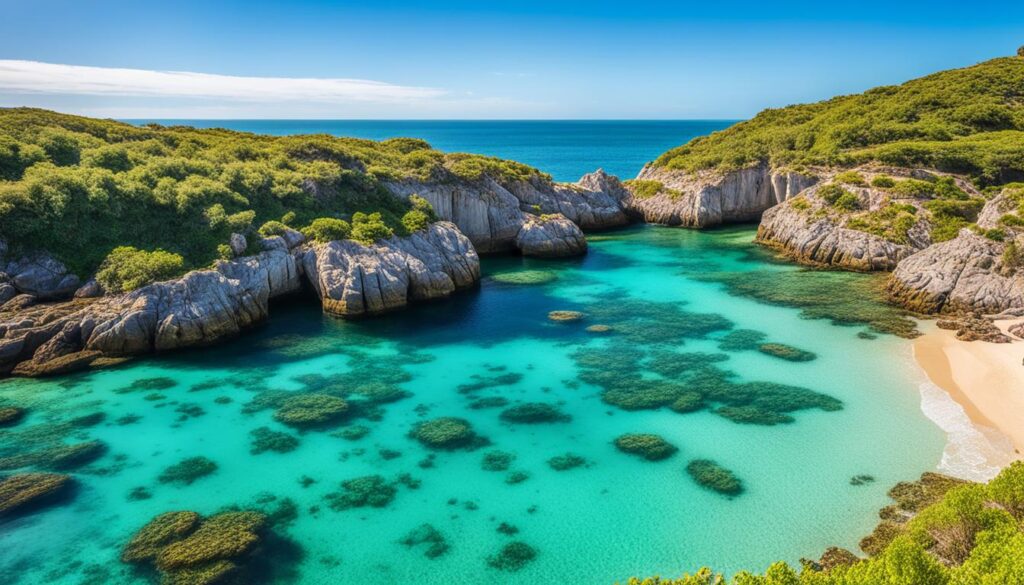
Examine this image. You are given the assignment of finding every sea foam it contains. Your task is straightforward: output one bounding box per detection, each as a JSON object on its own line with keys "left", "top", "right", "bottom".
{"left": 918, "top": 381, "right": 1016, "bottom": 482}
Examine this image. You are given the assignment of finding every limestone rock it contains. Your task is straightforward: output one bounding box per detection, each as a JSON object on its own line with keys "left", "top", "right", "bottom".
{"left": 0, "top": 247, "right": 303, "bottom": 376}
{"left": 74, "top": 279, "right": 103, "bottom": 299}
{"left": 0, "top": 282, "right": 15, "bottom": 305}
{"left": 887, "top": 230, "right": 1024, "bottom": 314}
{"left": 515, "top": 215, "right": 587, "bottom": 258}
{"left": 757, "top": 196, "right": 919, "bottom": 271}
{"left": 301, "top": 222, "right": 479, "bottom": 316}
{"left": 382, "top": 169, "right": 628, "bottom": 254}
{"left": 4, "top": 255, "right": 80, "bottom": 300}
{"left": 627, "top": 163, "right": 819, "bottom": 227}
{"left": 229, "top": 233, "right": 247, "bottom": 257}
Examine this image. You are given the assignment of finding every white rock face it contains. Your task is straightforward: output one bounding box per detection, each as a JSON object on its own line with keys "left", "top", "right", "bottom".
{"left": 383, "top": 169, "right": 629, "bottom": 253}
{"left": 888, "top": 230, "right": 1024, "bottom": 314}
{"left": 515, "top": 215, "right": 587, "bottom": 258}
{"left": 300, "top": 222, "right": 480, "bottom": 316}
{"left": 627, "top": 163, "right": 819, "bottom": 227}
{"left": 229, "top": 233, "right": 248, "bottom": 257}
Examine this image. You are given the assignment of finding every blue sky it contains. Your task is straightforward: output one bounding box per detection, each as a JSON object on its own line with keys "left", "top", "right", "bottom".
{"left": 0, "top": 0, "right": 1021, "bottom": 119}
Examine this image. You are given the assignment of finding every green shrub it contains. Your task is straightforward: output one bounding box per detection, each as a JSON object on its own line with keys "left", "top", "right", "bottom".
{"left": 890, "top": 178, "right": 936, "bottom": 198}
{"left": 999, "top": 213, "right": 1024, "bottom": 227}
{"left": 257, "top": 220, "right": 289, "bottom": 237}
{"left": 625, "top": 179, "right": 665, "bottom": 199}
{"left": 923, "top": 198, "right": 985, "bottom": 242}
{"left": 302, "top": 218, "right": 351, "bottom": 243}
{"left": 789, "top": 196, "right": 811, "bottom": 211}
{"left": 350, "top": 212, "right": 394, "bottom": 244}
{"left": 834, "top": 170, "right": 866, "bottom": 185}
{"left": 984, "top": 228, "right": 1007, "bottom": 241}
{"left": 871, "top": 175, "right": 896, "bottom": 188}
{"left": 0, "top": 108, "right": 551, "bottom": 278}
{"left": 401, "top": 209, "right": 431, "bottom": 234}
{"left": 652, "top": 56, "right": 1024, "bottom": 185}
{"left": 845, "top": 203, "right": 918, "bottom": 244}
{"left": 1003, "top": 240, "right": 1024, "bottom": 269}
{"left": 834, "top": 192, "right": 861, "bottom": 211}
{"left": 95, "top": 246, "right": 186, "bottom": 293}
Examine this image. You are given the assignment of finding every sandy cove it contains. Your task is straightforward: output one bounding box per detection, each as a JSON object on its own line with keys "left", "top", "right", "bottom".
{"left": 914, "top": 319, "right": 1024, "bottom": 465}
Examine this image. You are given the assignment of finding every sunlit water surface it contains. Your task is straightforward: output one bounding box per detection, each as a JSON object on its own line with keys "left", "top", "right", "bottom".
{"left": 0, "top": 225, "right": 945, "bottom": 584}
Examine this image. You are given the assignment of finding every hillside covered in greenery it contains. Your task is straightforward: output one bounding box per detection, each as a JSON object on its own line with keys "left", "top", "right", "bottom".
{"left": 654, "top": 55, "right": 1024, "bottom": 185}
{"left": 0, "top": 108, "right": 547, "bottom": 282}
{"left": 627, "top": 462, "right": 1024, "bottom": 585}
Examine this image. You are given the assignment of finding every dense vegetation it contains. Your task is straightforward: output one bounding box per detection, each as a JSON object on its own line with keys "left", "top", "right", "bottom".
{"left": 654, "top": 56, "right": 1024, "bottom": 185}
{"left": 626, "top": 462, "right": 1024, "bottom": 584}
{"left": 0, "top": 108, "right": 548, "bottom": 285}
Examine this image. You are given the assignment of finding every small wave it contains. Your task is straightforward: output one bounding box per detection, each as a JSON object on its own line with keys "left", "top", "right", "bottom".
{"left": 918, "top": 382, "right": 1016, "bottom": 482}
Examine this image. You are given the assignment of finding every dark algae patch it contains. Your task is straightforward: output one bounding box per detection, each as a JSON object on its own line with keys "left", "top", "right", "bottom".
{"left": 686, "top": 459, "right": 744, "bottom": 497}
{"left": 250, "top": 427, "right": 300, "bottom": 455}
{"left": 481, "top": 450, "right": 515, "bottom": 472}
{"left": 325, "top": 475, "right": 397, "bottom": 510}
{"left": 158, "top": 457, "right": 218, "bottom": 486}
{"left": 410, "top": 417, "right": 485, "bottom": 450}
{"left": 498, "top": 402, "right": 571, "bottom": 424}
{"left": 757, "top": 343, "right": 817, "bottom": 362}
{"left": 399, "top": 524, "right": 450, "bottom": 559}
{"left": 487, "top": 541, "right": 537, "bottom": 572}
{"left": 547, "top": 453, "right": 587, "bottom": 471}
{"left": 614, "top": 434, "right": 678, "bottom": 462}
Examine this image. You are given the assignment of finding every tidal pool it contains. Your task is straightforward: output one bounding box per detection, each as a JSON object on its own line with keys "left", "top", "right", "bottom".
{"left": 0, "top": 225, "right": 945, "bottom": 584}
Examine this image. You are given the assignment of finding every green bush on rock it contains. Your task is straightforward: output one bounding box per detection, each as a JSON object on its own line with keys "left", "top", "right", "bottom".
{"left": 95, "top": 246, "right": 186, "bottom": 293}
{"left": 301, "top": 217, "right": 351, "bottom": 243}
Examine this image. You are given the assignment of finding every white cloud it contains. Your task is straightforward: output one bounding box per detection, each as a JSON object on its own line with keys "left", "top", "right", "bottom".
{"left": 0, "top": 60, "right": 445, "bottom": 103}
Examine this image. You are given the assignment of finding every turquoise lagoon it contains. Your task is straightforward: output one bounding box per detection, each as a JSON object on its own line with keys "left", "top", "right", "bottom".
{"left": 0, "top": 224, "right": 947, "bottom": 584}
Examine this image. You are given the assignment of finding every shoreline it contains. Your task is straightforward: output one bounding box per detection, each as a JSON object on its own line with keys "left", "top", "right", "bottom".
{"left": 913, "top": 319, "right": 1024, "bottom": 480}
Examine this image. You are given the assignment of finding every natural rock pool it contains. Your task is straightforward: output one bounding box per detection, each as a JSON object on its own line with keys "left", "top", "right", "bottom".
{"left": 0, "top": 224, "right": 945, "bottom": 584}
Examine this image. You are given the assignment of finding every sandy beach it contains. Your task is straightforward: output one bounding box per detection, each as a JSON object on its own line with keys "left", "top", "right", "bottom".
{"left": 914, "top": 319, "right": 1024, "bottom": 466}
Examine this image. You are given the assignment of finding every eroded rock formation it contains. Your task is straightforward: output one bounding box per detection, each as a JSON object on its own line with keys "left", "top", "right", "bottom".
{"left": 384, "top": 169, "right": 628, "bottom": 254}
{"left": 626, "top": 163, "right": 818, "bottom": 227}
{"left": 514, "top": 215, "right": 587, "bottom": 258}
{"left": 300, "top": 222, "right": 480, "bottom": 317}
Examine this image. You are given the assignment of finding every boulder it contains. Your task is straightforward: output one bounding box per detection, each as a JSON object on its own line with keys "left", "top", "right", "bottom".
{"left": 300, "top": 221, "right": 479, "bottom": 316}
{"left": 887, "top": 230, "right": 1024, "bottom": 314}
{"left": 0, "top": 283, "right": 15, "bottom": 305}
{"left": 229, "top": 233, "right": 247, "bottom": 257}
{"left": 515, "top": 215, "right": 587, "bottom": 258}
{"left": 4, "top": 255, "right": 80, "bottom": 300}
{"left": 74, "top": 279, "right": 103, "bottom": 298}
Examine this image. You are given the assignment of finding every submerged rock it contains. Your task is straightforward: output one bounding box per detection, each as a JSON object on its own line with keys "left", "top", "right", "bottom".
{"left": 122, "top": 510, "right": 269, "bottom": 584}
{"left": 547, "top": 310, "right": 585, "bottom": 322}
{"left": 0, "top": 472, "right": 73, "bottom": 517}
{"left": 613, "top": 433, "right": 678, "bottom": 461}
{"left": 300, "top": 222, "right": 480, "bottom": 317}
{"left": 487, "top": 541, "right": 538, "bottom": 572}
{"left": 686, "top": 459, "right": 744, "bottom": 496}
{"left": 0, "top": 406, "right": 25, "bottom": 427}
{"left": 411, "top": 417, "right": 484, "bottom": 450}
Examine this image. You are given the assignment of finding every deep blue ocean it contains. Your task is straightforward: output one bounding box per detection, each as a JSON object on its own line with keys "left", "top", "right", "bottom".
{"left": 123, "top": 120, "right": 736, "bottom": 182}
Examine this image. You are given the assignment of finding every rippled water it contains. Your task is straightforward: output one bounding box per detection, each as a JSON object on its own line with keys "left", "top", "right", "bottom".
{"left": 0, "top": 225, "right": 945, "bottom": 584}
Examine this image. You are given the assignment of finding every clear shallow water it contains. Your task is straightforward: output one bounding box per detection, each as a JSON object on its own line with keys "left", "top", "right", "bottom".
{"left": 0, "top": 225, "right": 945, "bottom": 584}
{"left": 121, "top": 120, "right": 736, "bottom": 182}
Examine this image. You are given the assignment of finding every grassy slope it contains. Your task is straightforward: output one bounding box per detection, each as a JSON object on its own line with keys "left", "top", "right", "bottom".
{"left": 654, "top": 57, "right": 1024, "bottom": 186}
{"left": 0, "top": 108, "right": 549, "bottom": 277}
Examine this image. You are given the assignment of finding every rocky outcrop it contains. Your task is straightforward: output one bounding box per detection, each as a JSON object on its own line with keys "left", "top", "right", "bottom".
{"left": 887, "top": 230, "right": 1024, "bottom": 314}
{"left": 514, "top": 215, "right": 587, "bottom": 258}
{"left": 756, "top": 183, "right": 926, "bottom": 271}
{"left": 383, "top": 169, "right": 629, "bottom": 254}
{"left": 300, "top": 222, "right": 479, "bottom": 317}
{"left": 0, "top": 240, "right": 304, "bottom": 376}
{"left": 626, "top": 163, "right": 819, "bottom": 227}
{"left": 2, "top": 254, "right": 80, "bottom": 300}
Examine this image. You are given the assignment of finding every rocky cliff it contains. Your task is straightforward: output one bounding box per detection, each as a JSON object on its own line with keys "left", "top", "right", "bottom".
{"left": 0, "top": 223, "right": 480, "bottom": 376}
{"left": 887, "top": 230, "right": 1024, "bottom": 314}
{"left": 300, "top": 222, "right": 479, "bottom": 316}
{"left": 755, "top": 168, "right": 947, "bottom": 271}
{"left": 384, "top": 169, "right": 629, "bottom": 255}
{"left": 625, "top": 163, "right": 818, "bottom": 227}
